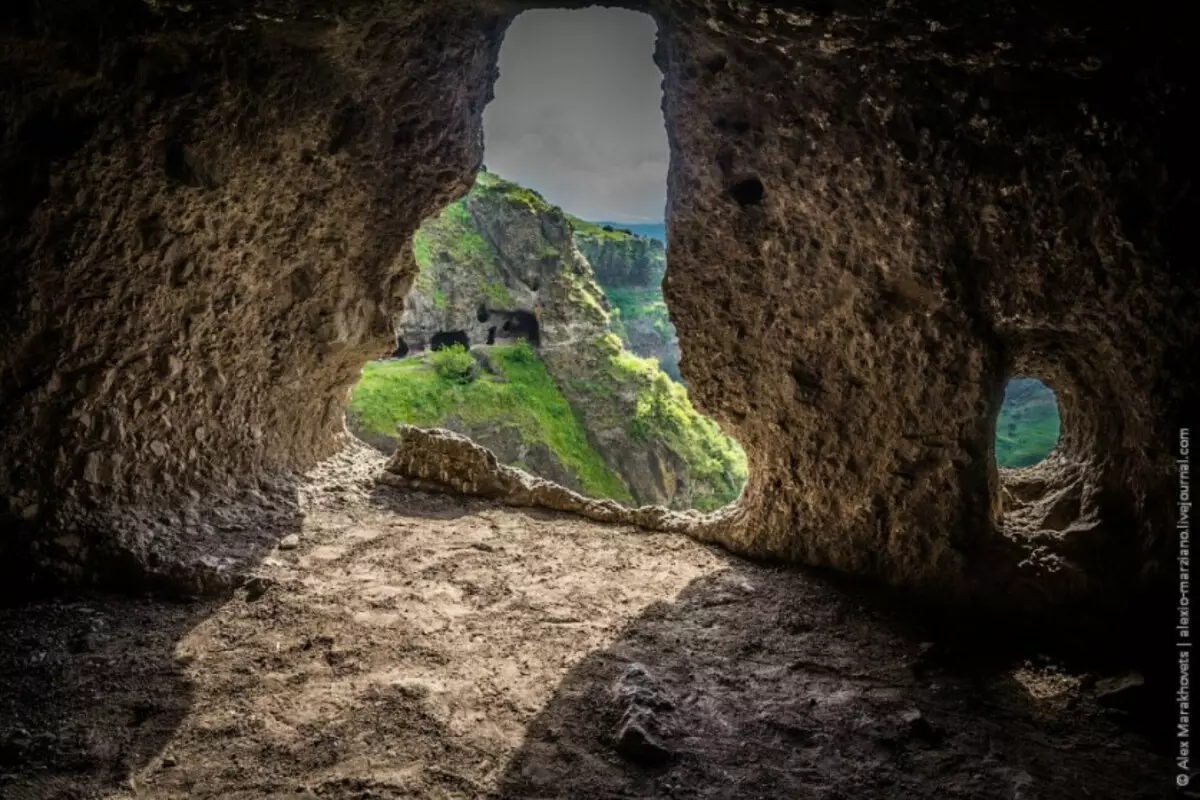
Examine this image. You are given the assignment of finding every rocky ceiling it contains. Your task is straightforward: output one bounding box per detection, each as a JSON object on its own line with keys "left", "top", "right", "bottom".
{"left": 0, "top": 0, "right": 1193, "bottom": 644}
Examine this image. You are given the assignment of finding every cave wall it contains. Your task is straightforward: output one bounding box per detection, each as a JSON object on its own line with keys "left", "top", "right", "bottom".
{"left": 653, "top": 0, "right": 1194, "bottom": 619}
{"left": 0, "top": 0, "right": 504, "bottom": 586}
{"left": 1, "top": 0, "right": 1193, "bottom": 625}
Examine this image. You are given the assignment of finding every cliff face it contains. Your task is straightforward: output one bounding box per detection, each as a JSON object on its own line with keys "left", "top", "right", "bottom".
{"left": 397, "top": 171, "right": 609, "bottom": 355}
{"left": 572, "top": 224, "right": 665, "bottom": 288}
{"left": 350, "top": 171, "right": 746, "bottom": 511}
{"left": 571, "top": 220, "right": 683, "bottom": 381}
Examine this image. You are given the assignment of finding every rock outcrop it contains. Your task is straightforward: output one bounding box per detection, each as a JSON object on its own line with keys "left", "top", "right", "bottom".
{"left": 396, "top": 171, "right": 610, "bottom": 355}
{"left": 573, "top": 223, "right": 665, "bottom": 288}
{"left": 378, "top": 425, "right": 739, "bottom": 537}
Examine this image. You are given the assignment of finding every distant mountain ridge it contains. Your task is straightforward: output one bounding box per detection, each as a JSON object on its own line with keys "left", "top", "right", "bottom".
{"left": 588, "top": 221, "right": 666, "bottom": 244}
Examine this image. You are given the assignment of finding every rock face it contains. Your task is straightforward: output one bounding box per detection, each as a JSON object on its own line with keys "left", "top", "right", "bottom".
{"left": 573, "top": 224, "right": 665, "bottom": 287}
{"left": 396, "top": 171, "right": 609, "bottom": 355}
{"left": 572, "top": 221, "right": 683, "bottom": 381}
{"left": 349, "top": 171, "right": 746, "bottom": 511}
{"left": 0, "top": 1, "right": 504, "bottom": 589}
{"left": 378, "top": 425, "right": 736, "bottom": 537}
{"left": 0, "top": 0, "right": 1193, "bottom": 650}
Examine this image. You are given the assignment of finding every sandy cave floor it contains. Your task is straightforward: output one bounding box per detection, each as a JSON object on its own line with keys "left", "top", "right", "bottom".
{"left": 0, "top": 443, "right": 1176, "bottom": 799}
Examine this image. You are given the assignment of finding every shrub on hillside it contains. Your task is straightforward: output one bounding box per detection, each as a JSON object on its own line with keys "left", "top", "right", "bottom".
{"left": 506, "top": 339, "right": 537, "bottom": 364}
{"left": 430, "top": 344, "right": 477, "bottom": 384}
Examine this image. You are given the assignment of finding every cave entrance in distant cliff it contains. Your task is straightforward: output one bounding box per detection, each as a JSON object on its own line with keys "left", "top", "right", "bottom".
{"left": 500, "top": 310, "right": 540, "bottom": 347}
{"left": 480, "top": 307, "right": 541, "bottom": 348}
{"left": 344, "top": 6, "right": 748, "bottom": 514}
{"left": 431, "top": 331, "right": 471, "bottom": 352}
{"left": 994, "top": 377, "right": 1062, "bottom": 469}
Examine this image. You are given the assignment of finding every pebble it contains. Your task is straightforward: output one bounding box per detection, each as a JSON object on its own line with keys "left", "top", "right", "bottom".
{"left": 243, "top": 575, "right": 276, "bottom": 601}
{"left": 278, "top": 534, "right": 301, "bottom": 550}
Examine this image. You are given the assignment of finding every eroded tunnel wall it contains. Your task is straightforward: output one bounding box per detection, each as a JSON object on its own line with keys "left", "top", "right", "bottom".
{"left": 653, "top": 0, "right": 1194, "bottom": 621}
{"left": 0, "top": 0, "right": 1194, "bottom": 627}
{"left": 0, "top": 0, "right": 505, "bottom": 586}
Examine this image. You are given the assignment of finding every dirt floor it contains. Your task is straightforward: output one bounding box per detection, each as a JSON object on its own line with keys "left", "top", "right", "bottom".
{"left": 0, "top": 442, "right": 1177, "bottom": 799}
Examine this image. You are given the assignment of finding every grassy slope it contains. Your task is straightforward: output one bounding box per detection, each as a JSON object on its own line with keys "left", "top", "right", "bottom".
{"left": 348, "top": 343, "right": 631, "bottom": 502}
{"left": 995, "top": 378, "right": 1062, "bottom": 468}
{"left": 475, "top": 169, "right": 558, "bottom": 213}
{"left": 359, "top": 169, "right": 744, "bottom": 509}
{"left": 565, "top": 214, "right": 633, "bottom": 244}
{"left": 567, "top": 216, "right": 677, "bottom": 376}
{"left": 567, "top": 334, "right": 748, "bottom": 511}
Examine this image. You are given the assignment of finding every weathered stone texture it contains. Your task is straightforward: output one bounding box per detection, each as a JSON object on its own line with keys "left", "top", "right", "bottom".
{"left": 653, "top": 0, "right": 1194, "bottom": 619}
{"left": 1, "top": 1, "right": 504, "bottom": 584}
{"left": 0, "top": 0, "right": 1193, "bottom": 632}
{"left": 379, "top": 424, "right": 740, "bottom": 537}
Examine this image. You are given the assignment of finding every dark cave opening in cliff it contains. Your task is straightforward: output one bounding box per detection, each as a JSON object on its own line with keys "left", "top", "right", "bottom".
{"left": 344, "top": 6, "right": 748, "bottom": 513}
{"left": 430, "top": 330, "right": 472, "bottom": 351}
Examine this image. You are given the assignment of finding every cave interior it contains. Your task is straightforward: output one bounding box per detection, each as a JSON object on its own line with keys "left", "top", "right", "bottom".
{"left": 0, "top": 0, "right": 1194, "bottom": 795}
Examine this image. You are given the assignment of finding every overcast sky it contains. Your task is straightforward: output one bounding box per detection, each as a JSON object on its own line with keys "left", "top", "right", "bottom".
{"left": 482, "top": 8, "right": 668, "bottom": 224}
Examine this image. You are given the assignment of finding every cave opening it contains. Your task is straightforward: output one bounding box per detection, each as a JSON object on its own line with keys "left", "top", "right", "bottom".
{"left": 994, "top": 376, "right": 1062, "bottom": 469}
{"left": 343, "top": 6, "right": 747, "bottom": 513}
{"left": 430, "top": 330, "right": 471, "bottom": 351}
{"left": 495, "top": 309, "right": 540, "bottom": 346}
{"left": 0, "top": 0, "right": 1186, "bottom": 794}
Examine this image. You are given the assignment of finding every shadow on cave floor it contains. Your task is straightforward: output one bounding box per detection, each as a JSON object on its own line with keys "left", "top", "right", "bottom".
{"left": 494, "top": 563, "right": 1173, "bottom": 800}
{"left": 0, "top": 446, "right": 345, "bottom": 797}
{"left": 0, "top": 595, "right": 213, "bottom": 797}
{"left": 0, "top": 442, "right": 1175, "bottom": 799}
{"left": 0, "top": 472, "right": 314, "bottom": 798}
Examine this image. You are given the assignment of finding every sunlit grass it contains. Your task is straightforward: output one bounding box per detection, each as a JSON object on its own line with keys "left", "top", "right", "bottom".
{"left": 995, "top": 378, "right": 1061, "bottom": 468}
{"left": 348, "top": 343, "right": 631, "bottom": 501}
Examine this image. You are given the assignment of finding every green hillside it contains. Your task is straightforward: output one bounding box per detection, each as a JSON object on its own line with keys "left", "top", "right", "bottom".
{"left": 994, "top": 378, "right": 1061, "bottom": 468}
{"left": 347, "top": 169, "right": 746, "bottom": 511}
{"left": 348, "top": 343, "right": 631, "bottom": 502}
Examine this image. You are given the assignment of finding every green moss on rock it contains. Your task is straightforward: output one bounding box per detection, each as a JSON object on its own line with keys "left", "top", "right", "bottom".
{"left": 548, "top": 333, "right": 748, "bottom": 511}
{"left": 410, "top": 194, "right": 514, "bottom": 307}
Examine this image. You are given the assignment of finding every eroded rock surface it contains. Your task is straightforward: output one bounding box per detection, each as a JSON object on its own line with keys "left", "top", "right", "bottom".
{"left": 0, "top": 0, "right": 1194, "bottom": 644}
{"left": 0, "top": 1, "right": 504, "bottom": 591}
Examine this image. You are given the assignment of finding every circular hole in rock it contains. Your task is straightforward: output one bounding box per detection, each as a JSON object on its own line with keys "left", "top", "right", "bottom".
{"left": 995, "top": 377, "right": 1061, "bottom": 468}
{"left": 730, "top": 176, "right": 764, "bottom": 207}
{"left": 703, "top": 52, "right": 728, "bottom": 74}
